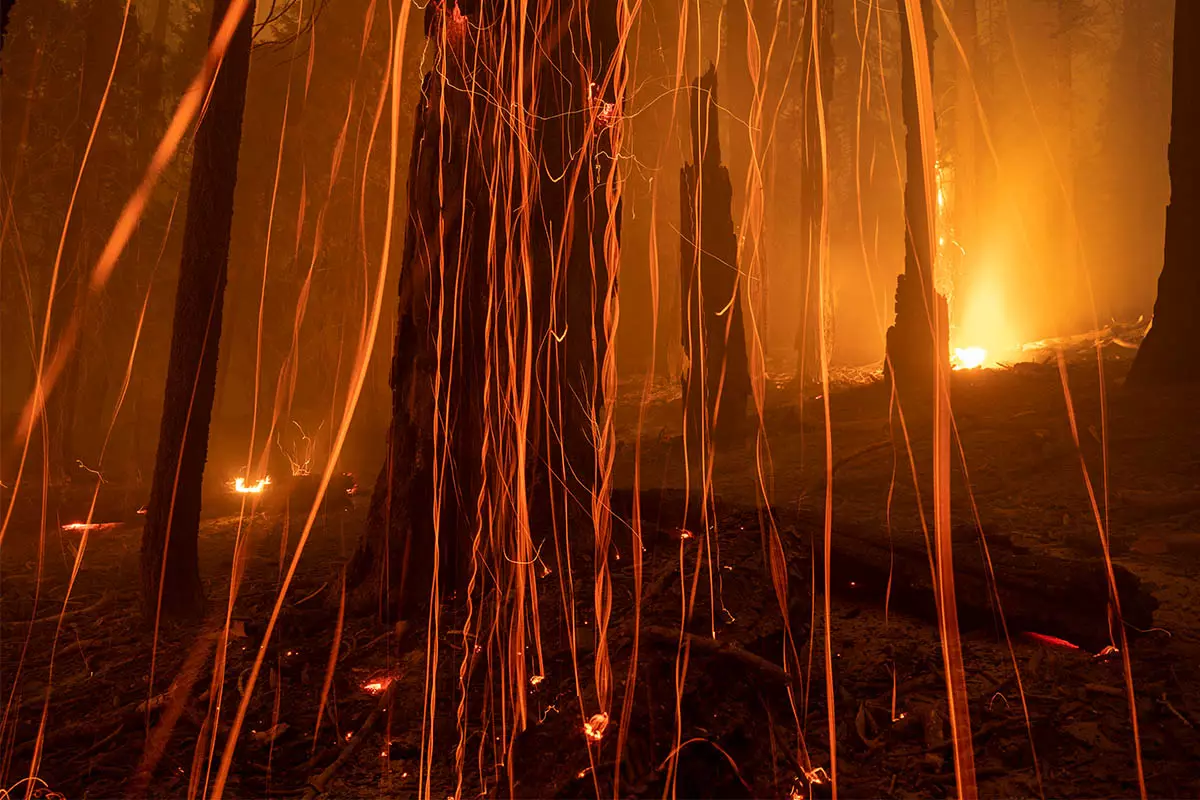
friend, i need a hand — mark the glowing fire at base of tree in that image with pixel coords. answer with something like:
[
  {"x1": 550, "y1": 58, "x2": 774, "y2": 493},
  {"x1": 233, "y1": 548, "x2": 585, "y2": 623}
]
[{"x1": 952, "y1": 346, "x2": 988, "y2": 370}]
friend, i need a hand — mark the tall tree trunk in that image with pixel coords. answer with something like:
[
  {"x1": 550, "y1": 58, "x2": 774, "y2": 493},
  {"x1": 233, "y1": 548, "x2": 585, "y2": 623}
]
[
  {"x1": 350, "y1": 1, "x2": 624, "y2": 630},
  {"x1": 885, "y1": 0, "x2": 946, "y2": 400},
  {"x1": 795, "y1": 0, "x2": 834, "y2": 385},
  {"x1": 680, "y1": 66, "x2": 750, "y2": 458},
  {"x1": 1129, "y1": 2, "x2": 1200, "y2": 384},
  {"x1": 141, "y1": 0, "x2": 256, "y2": 622}
]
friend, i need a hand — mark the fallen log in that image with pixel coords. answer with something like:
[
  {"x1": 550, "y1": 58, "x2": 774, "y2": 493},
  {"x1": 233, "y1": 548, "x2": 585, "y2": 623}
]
[{"x1": 612, "y1": 489, "x2": 1158, "y2": 653}]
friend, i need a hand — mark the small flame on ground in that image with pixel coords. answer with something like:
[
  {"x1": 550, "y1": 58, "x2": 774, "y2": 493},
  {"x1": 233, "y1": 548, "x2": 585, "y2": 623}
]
[
  {"x1": 583, "y1": 712, "x2": 609, "y2": 742},
  {"x1": 952, "y1": 346, "x2": 988, "y2": 370},
  {"x1": 61, "y1": 522, "x2": 121, "y2": 533},
  {"x1": 233, "y1": 476, "x2": 271, "y2": 494},
  {"x1": 361, "y1": 675, "x2": 394, "y2": 695}
]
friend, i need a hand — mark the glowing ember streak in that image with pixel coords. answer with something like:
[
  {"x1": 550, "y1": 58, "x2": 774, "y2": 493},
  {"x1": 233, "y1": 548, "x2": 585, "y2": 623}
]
[
  {"x1": 61, "y1": 522, "x2": 120, "y2": 533},
  {"x1": 529, "y1": 674, "x2": 544, "y2": 686},
  {"x1": 1024, "y1": 632, "x2": 1081, "y2": 650},
  {"x1": 583, "y1": 712, "x2": 609, "y2": 742},
  {"x1": 361, "y1": 675, "x2": 394, "y2": 695},
  {"x1": 587, "y1": 82, "x2": 617, "y2": 131},
  {"x1": 233, "y1": 476, "x2": 271, "y2": 494},
  {"x1": 953, "y1": 347, "x2": 988, "y2": 370}
]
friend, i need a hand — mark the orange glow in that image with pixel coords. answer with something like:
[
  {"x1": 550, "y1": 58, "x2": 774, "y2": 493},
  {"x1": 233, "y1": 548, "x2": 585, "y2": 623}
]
[
  {"x1": 1024, "y1": 632, "x2": 1081, "y2": 650},
  {"x1": 952, "y1": 347, "x2": 988, "y2": 370},
  {"x1": 361, "y1": 675, "x2": 394, "y2": 695},
  {"x1": 61, "y1": 522, "x2": 120, "y2": 533},
  {"x1": 583, "y1": 712, "x2": 609, "y2": 742},
  {"x1": 233, "y1": 476, "x2": 271, "y2": 494}
]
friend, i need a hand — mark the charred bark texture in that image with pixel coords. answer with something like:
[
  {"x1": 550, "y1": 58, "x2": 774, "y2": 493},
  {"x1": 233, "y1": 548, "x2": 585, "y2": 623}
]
[
  {"x1": 680, "y1": 67, "x2": 750, "y2": 455},
  {"x1": 141, "y1": 0, "x2": 255, "y2": 622},
  {"x1": 351, "y1": 2, "x2": 623, "y2": 620},
  {"x1": 1130, "y1": 2, "x2": 1200, "y2": 385},
  {"x1": 885, "y1": 0, "x2": 947, "y2": 403}
]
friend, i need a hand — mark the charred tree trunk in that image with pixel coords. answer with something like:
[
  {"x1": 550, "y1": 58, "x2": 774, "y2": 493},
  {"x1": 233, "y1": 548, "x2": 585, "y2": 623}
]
[
  {"x1": 885, "y1": 0, "x2": 946, "y2": 403},
  {"x1": 141, "y1": 0, "x2": 255, "y2": 622},
  {"x1": 1129, "y1": 3, "x2": 1200, "y2": 384},
  {"x1": 350, "y1": 2, "x2": 624, "y2": 623},
  {"x1": 681, "y1": 66, "x2": 750, "y2": 456}
]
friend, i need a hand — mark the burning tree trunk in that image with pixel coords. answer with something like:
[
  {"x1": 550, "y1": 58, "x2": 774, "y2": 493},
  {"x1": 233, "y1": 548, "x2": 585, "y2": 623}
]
[
  {"x1": 680, "y1": 66, "x2": 750, "y2": 455},
  {"x1": 350, "y1": 2, "x2": 624, "y2": 625},
  {"x1": 1129, "y1": 3, "x2": 1200, "y2": 385},
  {"x1": 885, "y1": 0, "x2": 947, "y2": 401},
  {"x1": 141, "y1": 0, "x2": 255, "y2": 622}
]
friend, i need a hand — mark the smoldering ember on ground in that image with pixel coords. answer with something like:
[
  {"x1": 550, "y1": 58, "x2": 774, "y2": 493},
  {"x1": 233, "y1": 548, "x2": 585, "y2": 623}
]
[{"x1": 2, "y1": 0, "x2": 1200, "y2": 797}]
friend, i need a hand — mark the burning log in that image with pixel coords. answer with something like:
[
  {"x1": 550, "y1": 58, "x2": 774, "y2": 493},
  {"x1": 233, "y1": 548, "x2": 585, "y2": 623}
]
[{"x1": 680, "y1": 66, "x2": 751, "y2": 452}]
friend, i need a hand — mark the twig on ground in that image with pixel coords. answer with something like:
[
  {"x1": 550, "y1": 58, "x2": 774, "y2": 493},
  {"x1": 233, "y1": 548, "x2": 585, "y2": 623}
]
[
  {"x1": 2, "y1": 592, "x2": 114, "y2": 630},
  {"x1": 642, "y1": 625, "x2": 791, "y2": 685},
  {"x1": 300, "y1": 682, "x2": 396, "y2": 799}
]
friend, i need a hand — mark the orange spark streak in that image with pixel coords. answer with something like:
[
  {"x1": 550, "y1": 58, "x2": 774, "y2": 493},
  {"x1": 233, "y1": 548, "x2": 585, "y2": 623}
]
[{"x1": 208, "y1": 3, "x2": 412, "y2": 796}]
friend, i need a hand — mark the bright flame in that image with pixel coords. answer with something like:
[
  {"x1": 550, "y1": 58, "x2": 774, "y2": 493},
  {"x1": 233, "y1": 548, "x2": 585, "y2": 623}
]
[
  {"x1": 952, "y1": 347, "x2": 988, "y2": 370},
  {"x1": 61, "y1": 522, "x2": 121, "y2": 533},
  {"x1": 361, "y1": 675, "x2": 394, "y2": 695},
  {"x1": 233, "y1": 476, "x2": 271, "y2": 494}
]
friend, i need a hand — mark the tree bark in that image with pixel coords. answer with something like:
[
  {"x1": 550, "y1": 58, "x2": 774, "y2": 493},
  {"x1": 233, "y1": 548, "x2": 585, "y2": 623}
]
[
  {"x1": 141, "y1": 0, "x2": 256, "y2": 622},
  {"x1": 1128, "y1": 3, "x2": 1200, "y2": 384},
  {"x1": 885, "y1": 0, "x2": 946, "y2": 402},
  {"x1": 350, "y1": 2, "x2": 624, "y2": 622},
  {"x1": 680, "y1": 66, "x2": 750, "y2": 456}
]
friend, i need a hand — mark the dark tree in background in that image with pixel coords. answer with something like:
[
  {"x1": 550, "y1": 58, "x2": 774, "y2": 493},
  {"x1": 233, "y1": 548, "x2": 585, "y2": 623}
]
[
  {"x1": 1129, "y1": 3, "x2": 1199, "y2": 385},
  {"x1": 0, "y1": 0, "x2": 13, "y2": 64},
  {"x1": 680, "y1": 66, "x2": 750, "y2": 454},
  {"x1": 885, "y1": 0, "x2": 946, "y2": 401},
  {"x1": 141, "y1": 0, "x2": 256, "y2": 621}
]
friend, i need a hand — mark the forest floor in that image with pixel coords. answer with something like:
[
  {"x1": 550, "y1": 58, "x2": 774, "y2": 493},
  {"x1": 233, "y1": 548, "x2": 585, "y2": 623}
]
[{"x1": 3, "y1": 329, "x2": 1200, "y2": 798}]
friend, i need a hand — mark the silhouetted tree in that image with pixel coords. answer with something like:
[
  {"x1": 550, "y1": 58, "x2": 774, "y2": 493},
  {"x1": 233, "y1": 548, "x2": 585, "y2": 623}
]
[
  {"x1": 141, "y1": 0, "x2": 256, "y2": 621},
  {"x1": 885, "y1": 0, "x2": 946, "y2": 399},
  {"x1": 1130, "y1": 2, "x2": 1200, "y2": 384},
  {"x1": 680, "y1": 66, "x2": 750, "y2": 454},
  {"x1": 0, "y1": 0, "x2": 13, "y2": 65}
]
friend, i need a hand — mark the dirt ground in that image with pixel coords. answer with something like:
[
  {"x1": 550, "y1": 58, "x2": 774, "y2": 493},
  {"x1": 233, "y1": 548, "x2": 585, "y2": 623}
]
[{"x1": 3, "y1": 340, "x2": 1200, "y2": 798}]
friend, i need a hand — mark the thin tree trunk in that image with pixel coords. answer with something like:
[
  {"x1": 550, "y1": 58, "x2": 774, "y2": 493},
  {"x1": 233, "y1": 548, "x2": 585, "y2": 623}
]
[
  {"x1": 681, "y1": 66, "x2": 750, "y2": 455},
  {"x1": 885, "y1": 0, "x2": 945, "y2": 399},
  {"x1": 0, "y1": 0, "x2": 13, "y2": 65},
  {"x1": 141, "y1": 0, "x2": 256, "y2": 622},
  {"x1": 1130, "y1": 1, "x2": 1200, "y2": 384}
]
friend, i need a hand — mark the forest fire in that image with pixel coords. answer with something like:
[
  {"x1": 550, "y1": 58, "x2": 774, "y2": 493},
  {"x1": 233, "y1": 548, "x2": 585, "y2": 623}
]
[
  {"x1": 232, "y1": 476, "x2": 271, "y2": 494},
  {"x1": 60, "y1": 522, "x2": 121, "y2": 533},
  {"x1": 360, "y1": 675, "x2": 395, "y2": 695},
  {"x1": 2, "y1": 0, "x2": 1195, "y2": 798},
  {"x1": 952, "y1": 346, "x2": 988, "y2": 370}
]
